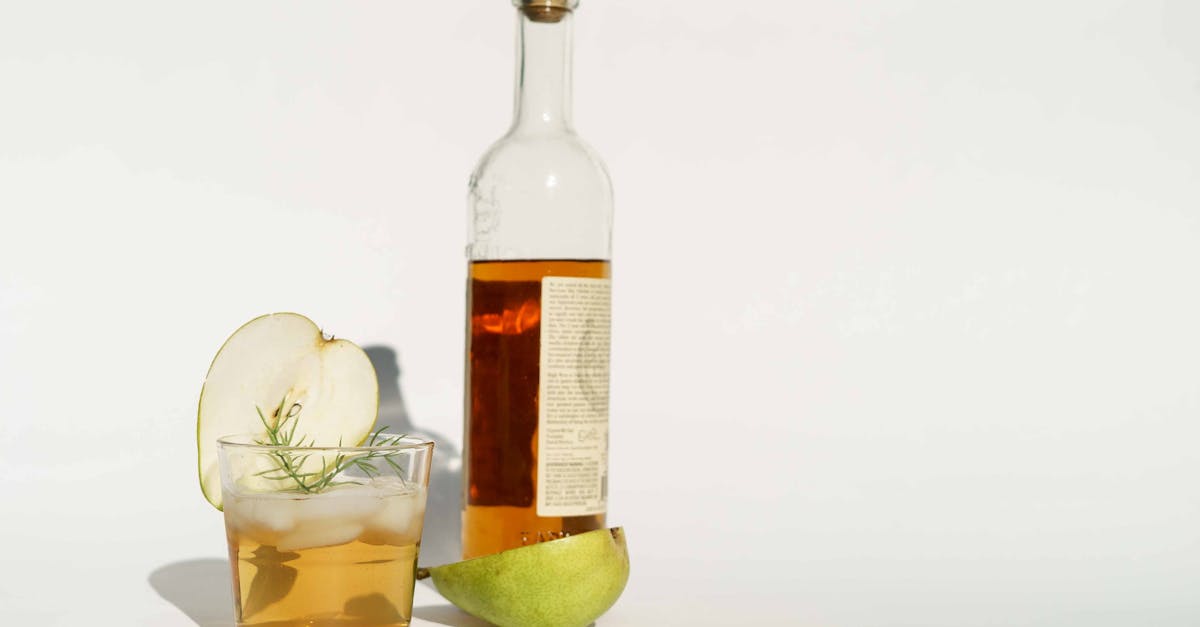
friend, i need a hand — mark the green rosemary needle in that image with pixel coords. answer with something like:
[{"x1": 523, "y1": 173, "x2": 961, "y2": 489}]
[{"x1": 252, "y1": 398, "x2": 407, "y2": 493}]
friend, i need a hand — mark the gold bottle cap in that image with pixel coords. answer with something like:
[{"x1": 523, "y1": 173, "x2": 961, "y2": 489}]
[{"x1": 517, "y1": 0, "x2": 578, "y2": 23}]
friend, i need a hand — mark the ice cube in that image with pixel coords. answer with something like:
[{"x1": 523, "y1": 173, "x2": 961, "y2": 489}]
[
  {"x1": 361, "y1": 488, "x2": 426, "y2": 546},
  {"x1": 368, "y1": 476, "x2": 412, "y2": 493},
  {"x1": 276, "y1": 521, "x2": 365, "y2": 552},
  {"x1": 290, "y1": 483, "x2": 386, "y2": 525},
  {"x1": 224, "y1": 493, "x2": 298, "y2": 547}
]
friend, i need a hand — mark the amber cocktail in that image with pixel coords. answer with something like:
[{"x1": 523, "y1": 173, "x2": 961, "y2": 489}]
[{"x1": 217, "y1": 434, "x2": 433, "y2": 627}]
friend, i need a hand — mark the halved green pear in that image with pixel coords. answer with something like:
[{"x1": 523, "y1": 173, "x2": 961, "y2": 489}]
[
  {"x1": 420, "y1": 528, "x2": 629, "y2": 627},
  {"x1": 197, "y1": 313, "x2": 379, "y2": 510}
]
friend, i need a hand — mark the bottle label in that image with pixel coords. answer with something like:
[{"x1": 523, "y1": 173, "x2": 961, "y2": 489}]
[{"x1": 536, "y1": 276, "x2": 611, "y2": 517}]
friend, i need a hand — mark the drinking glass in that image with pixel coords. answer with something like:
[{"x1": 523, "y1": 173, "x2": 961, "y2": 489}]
[{"x1": 217, "y1": 434, "x2": 434, "y2": 627}]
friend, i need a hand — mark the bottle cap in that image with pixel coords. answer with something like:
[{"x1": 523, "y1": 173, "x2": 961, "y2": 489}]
[{"x1": 517, "y1": 0, "x2": 578, "y2": 23}]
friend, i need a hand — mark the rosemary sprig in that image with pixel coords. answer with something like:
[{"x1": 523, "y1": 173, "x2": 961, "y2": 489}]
[{"x1": 252, "y1": 398, "x2": 408, "y2": 493}]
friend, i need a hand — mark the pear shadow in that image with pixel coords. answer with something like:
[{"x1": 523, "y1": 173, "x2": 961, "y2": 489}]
[
  {"x1": 411, "y1": 604, "x2": 494, "y2": 627},
  {"x1": 366, "y1": 346, "x2": 462, "y2": 569},
  {"x1": 148, "y1": 558, "x2": 235, "y2": 626}
]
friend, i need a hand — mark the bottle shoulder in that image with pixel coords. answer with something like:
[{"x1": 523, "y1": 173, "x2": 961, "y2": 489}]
[
  {"x1": 467, "y1": 128, "x2": 613, "y2": 261},
  {"x1": 470, "y1": 129, "x2": 612, "y2": 193}
]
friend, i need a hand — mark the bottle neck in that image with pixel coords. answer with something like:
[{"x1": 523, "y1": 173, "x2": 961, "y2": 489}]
[{"x1": 512, "y1": 9, "x2": 573, "y2": 132}]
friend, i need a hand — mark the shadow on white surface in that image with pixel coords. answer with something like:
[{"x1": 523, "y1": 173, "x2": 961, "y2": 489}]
[
  {"x1": 366, "y1": 345, "x2": 463, "y2": 568},
  {"x1": 148, "y1": 558, "x2": 234, "y2": 627},
  {"x1": 412, "y1": 604, "x2": 493, "y2": 627}
]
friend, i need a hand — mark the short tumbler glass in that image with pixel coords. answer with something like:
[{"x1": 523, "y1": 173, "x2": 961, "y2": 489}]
[{"x1": 217, "y1": 434, "x2": 434, "y2": 627}]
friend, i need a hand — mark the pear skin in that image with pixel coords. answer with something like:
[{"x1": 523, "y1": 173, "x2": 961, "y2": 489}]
[{"x1": 423, "y1": 527, "x2": 629, "y2": 627}]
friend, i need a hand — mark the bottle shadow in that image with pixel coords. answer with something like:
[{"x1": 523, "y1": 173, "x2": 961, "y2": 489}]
[
  {"x1": 365, "y1": 345, "x2": 462, "y2": 570},
  {"x1": 148, "y1": 346, "x2": 463, "y2": 626}
]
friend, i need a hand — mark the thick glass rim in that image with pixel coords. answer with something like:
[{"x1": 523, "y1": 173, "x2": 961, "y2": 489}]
[{"x1": 216, "y1": 432, "x2": 434, "y2": 454}]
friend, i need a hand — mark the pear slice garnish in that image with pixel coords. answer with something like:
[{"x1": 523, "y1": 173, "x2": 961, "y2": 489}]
[
  {"x1": 197, "y1": 313, "x2": 379, "y2": 510},
  {"x1": 420, "y1": 527, "x2": 630, "y2": 627}
]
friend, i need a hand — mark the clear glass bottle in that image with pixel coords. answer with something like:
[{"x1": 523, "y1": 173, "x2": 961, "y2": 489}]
[{"x1": 463, "y1": 0, "x2": 613, "y2": 560}]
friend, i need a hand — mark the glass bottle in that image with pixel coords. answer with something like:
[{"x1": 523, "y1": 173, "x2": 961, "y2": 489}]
[{"x1": 463, "y1": 0, "x2": 613, "y2": 560}]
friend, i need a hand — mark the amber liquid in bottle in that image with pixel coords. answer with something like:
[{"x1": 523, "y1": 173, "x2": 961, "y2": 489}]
[
  {"x1": 465, "y1": 0, "x2": 613, "y2": 559},
  {"x1": 463, "y1": 259, "x2": 608, "y2": 559}
]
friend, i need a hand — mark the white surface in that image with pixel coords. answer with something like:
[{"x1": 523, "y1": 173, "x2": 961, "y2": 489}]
[{"x1": 2, "y1": 1, "x2": 1199, "y2": 625}]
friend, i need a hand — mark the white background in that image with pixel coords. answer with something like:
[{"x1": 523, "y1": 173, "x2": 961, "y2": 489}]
[{"x1": 2, "y1": 1, "x2": 1199, "y2": 625}]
